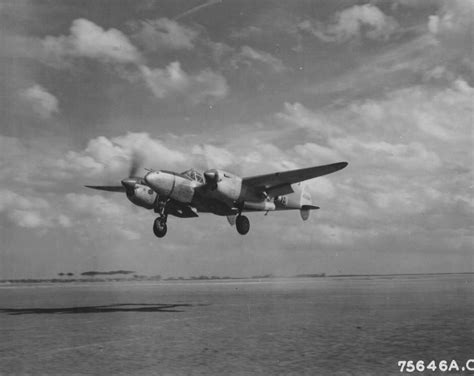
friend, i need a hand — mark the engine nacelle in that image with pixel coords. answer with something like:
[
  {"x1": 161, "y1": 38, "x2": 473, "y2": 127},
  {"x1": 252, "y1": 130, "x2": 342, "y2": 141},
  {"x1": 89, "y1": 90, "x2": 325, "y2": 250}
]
[
  {"x1": 145, "y1": 171, "x2": 195, "y2": 203},
  {"x1": 274, "y1": 183, "x2": 317, "y2": 220},
  {"x1": 274, "y1": 183, "x2": 307, "y2": 209},
  {"x1": 208, "y1": 170, "x2": 242, "y2": 205},
  {"x1": 127, "y1": 184, "x2": 157, "y2": 209}
]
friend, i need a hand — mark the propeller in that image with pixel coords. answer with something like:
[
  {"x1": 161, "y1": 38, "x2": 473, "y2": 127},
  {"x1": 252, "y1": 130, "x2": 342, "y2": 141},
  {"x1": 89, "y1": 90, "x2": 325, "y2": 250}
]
[
  {"x1": 128, "y1": 150, "x2": 143, "y2": 178},
  {"x1": 192, "y1": 144, "x2": 212, "y2": 172},
  {"x1": 204, "y1": 169, "x2": 218, "y2": 183},
  {"x1": 192, "y1": 144, "x2": 221, "y2": 189},
  {"x1": 85, "y1": 151, "x2": 144, "y2": 193}
]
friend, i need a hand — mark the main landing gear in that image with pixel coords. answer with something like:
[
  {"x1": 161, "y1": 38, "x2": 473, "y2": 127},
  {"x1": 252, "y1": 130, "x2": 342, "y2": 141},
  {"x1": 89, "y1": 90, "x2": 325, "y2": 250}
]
[
  {"x1": 153, "y1": 200, "x2": 168, "y2": 238},
  {"x1": 235, "y1": 215, "x2": 250, "y2": 235},
  {"x1": 153, "y1": 216, "x2": 167, "y2": 238}
]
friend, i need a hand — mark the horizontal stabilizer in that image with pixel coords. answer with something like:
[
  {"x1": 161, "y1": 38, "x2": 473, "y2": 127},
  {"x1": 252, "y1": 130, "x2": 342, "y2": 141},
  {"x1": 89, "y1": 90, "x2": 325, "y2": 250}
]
[
  {"x1": 85, "y1": 185, "x2": 125, "y2": 192},
  {"x1": 302, "y1": 205, "x2": 319, "y2": 210}
]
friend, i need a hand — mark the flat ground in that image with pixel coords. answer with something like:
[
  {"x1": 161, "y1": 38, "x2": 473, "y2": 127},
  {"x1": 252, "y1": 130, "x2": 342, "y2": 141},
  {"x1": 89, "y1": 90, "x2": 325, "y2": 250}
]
[{"x1": 0, "y1": 275, "x2": 473, "y2": 375}]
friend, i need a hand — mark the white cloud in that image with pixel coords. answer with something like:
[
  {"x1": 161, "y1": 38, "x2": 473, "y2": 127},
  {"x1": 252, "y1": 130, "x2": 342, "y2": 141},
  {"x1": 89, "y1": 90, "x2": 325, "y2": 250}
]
[
  {"x1": 61, "y1": 132, "x2": 189, "y2": 178},
  {"x1": 20, "y1": 84, "x2": 59, "y2": 119},
  {"x1": 305, "y1": 1, "x2": 473, "y2": 99},
  {"x1": 57, "y1": 215, "x2": 72, "y2": 228},
  {"x1": 379, "y1": 80, "x2": 473, "y2": 142},
  {"x1": 42, "y1": 18, "x2": 142, "y2": 65},
  {"x1": 296, "y1": 77, "x2": 472, "y2": 147},
  {"x1": 306, "y1": 177, "x2": 336, "y2": 200},
  {"x1": 233, "y1": 46, "x2": 287, "y2": 73},
  {"x1": 66, "y1": 193, "x2": 126, "y2": 218},
  {"x1": 276, "y1": 102, "x2": 336, "y2": 138},
  {"x1": 428, "y1": 0, "x2": 473, "y2": 40},
  {"x1": 300, "y1": 4, "x2": 400, "y2": 43},
  {"x1": 272, "y1": 78, "x2": 472, "y2": 244},
  {"x1": 113, "y1": 132, "x2": 188, "y2": 169},
  {"x1": 293, "y1": 143, "x2": 342, "y2": 164},
  {"x1": 0, "y1": 133, "x2": 191, "y2": 190},
  {"x1": 140, "y1": 62, "x2": 228, "y2": 103},
  {"x1": 132, "y1": 18, "x2": 198, "y2": 51},
  {"x1": 427, "y1": 0, "x2": 474, "y2": 79},
  {"x1": 0, "y1": 190, "x2": 70, "y2": 229},
  {"x1": 65, "y1": 193, "x2": 141, "y2": 240},
  {"x1": 173, "y1": 0, "x2": 222, "y2": 21},
  {"x1": 230, "y1": 26, "x2": 264, "y2": 39},
  {"x1": 0, "y1": 191, "x2": 49, "y2": 212},
  {"x1": 38, "y1": 19, "x2": 230, "y2": 104},
  {"x1": 8, "y1": 210, "x2": 45, "y2": 228},
  {"x1": 191, "y1": 144, "x2": 234, "y2": 169},
  {"x1": 393, "y1": 0, "x2": 443, "y2": 9},
  {"x1": 330, "y1": 138, "x2": 441, "y2": 170}
]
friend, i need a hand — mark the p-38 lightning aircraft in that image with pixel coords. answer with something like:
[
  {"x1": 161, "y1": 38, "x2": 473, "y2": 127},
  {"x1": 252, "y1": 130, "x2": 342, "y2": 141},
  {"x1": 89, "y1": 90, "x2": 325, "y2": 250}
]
[{"x1": 86, "y1": 160, "x2": 348, "y2": 238}]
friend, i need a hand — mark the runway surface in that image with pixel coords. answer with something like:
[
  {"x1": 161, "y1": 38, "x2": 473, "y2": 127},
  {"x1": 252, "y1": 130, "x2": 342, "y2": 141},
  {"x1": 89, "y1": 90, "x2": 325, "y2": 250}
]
[{"x1": 0, "y1": 275, "x2": 473, "y2": 375}]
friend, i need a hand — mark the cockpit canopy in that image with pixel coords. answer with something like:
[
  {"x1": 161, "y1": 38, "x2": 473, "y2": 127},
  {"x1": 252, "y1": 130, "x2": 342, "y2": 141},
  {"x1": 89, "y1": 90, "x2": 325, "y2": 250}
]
[{"x1": 181, "y1": 168, "x2": 205, "y2": 183}]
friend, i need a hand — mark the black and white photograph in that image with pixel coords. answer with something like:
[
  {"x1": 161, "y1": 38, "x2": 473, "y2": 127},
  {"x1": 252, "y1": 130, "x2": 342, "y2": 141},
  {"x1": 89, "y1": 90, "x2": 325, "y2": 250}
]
[{"x1": 0, "y1": 0, "x2": 473, "y2": 375}]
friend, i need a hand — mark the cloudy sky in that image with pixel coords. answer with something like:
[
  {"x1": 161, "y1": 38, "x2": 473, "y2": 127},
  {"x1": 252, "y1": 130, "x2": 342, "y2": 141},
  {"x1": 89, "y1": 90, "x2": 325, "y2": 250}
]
[{"x1": 0, "y1": 0, "x2": 472, "y2": 279}]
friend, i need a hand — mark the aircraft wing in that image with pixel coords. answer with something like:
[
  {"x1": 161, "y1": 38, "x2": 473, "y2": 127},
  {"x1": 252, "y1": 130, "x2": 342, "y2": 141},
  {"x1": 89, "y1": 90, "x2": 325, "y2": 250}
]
[{"x1": 242, "y1": 162, "x2": 348, "y2": 191}]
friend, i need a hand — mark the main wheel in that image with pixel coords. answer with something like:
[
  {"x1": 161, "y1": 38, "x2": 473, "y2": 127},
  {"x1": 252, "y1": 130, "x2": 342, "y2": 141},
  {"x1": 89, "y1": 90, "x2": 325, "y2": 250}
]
[
  {"x1": 153, "y1": 217, "x2": 167, "y2": 238},
  {"x1": 236, "y1": 215, "x2": 250, "y2": 235}
]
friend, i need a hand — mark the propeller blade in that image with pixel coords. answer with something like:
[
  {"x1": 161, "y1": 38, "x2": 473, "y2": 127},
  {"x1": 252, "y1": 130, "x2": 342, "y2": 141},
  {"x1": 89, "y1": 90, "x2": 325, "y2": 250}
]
[
  {"x1": 192, "y1": 144, "x2": 212, "y2": 171},
  {"x1": 85, "y1": 153, "x2": 143, "y2": 194},
  {"x1": 85, "y1": 185, "x2": 125, "y2": 192},
  {"x1": 129, "y1": 151, "x2": 144, "y2": 177}
]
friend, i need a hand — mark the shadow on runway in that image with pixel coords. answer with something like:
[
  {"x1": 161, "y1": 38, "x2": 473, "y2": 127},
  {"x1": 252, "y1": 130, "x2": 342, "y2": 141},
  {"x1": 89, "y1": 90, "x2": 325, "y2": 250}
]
[{"x1": 0, "y1": 303, "x2": 204, "y2": 315}]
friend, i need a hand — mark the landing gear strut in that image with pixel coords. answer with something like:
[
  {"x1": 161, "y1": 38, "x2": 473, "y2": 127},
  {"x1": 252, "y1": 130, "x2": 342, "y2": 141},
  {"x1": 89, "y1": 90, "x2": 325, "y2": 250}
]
[
  {"x1": 153, "y1": 216, "x2": 167, "y2": 238},
  {"x1": 153, "y1": 200, "x2": 168, "y2": 238},
  {"x1": 236, "y1": 215, "x2": 250, "y2": 235}
]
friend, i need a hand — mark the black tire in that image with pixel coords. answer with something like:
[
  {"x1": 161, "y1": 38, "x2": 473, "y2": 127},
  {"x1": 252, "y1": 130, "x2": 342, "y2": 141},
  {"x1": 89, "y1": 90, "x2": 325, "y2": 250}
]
[
  {"x1": 236, "y1": 215, "x2": 250, "y2": 235},
  {"x1": 153, "y1": 218, "x2": 167, "y2": 238}
]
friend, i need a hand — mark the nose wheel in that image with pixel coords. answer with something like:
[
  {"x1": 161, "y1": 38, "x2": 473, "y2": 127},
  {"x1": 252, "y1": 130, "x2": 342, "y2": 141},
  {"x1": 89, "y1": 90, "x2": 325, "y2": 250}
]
[
  {"x1": 236, "y1": 215, "x2": 250, "y2": 235},
  {"x1": 153, "y1": 216, "x2": 168, "y2": 238}
]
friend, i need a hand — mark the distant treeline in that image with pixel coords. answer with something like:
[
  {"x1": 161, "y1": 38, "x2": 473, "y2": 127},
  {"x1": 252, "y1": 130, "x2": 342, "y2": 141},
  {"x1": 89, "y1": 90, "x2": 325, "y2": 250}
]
[
  {"x1": 1, "y1": 272, "x2": 472, "y2": 285},
  {"x1": 0, "y1": 275, "x2": 161, "y2": 284},
  {"x1": 80, "y1": 270, "x2": 135, "y2": 276},
  {"x1": 0, "y1": 273, "x2": 328, "y2": 284},
  {"x1": 165, "y1": 275, "x2": 237, "y2": 281}
]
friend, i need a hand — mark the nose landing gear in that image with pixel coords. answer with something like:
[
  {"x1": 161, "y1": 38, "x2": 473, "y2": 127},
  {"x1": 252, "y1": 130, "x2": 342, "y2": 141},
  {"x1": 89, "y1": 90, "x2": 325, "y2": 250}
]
[{"x1": 235, "y1": 215, "x2": 250, "y2": 235}]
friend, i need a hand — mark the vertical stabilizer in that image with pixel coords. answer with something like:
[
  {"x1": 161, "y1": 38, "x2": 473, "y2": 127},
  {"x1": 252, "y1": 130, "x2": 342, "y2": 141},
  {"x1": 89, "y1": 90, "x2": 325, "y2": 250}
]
[
  {"x1": 300, "y1": 208, "x2": 310, "y2": 221},
  {"x1": 300, "y1": 185, "x2": 319, "y2": 220}
]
